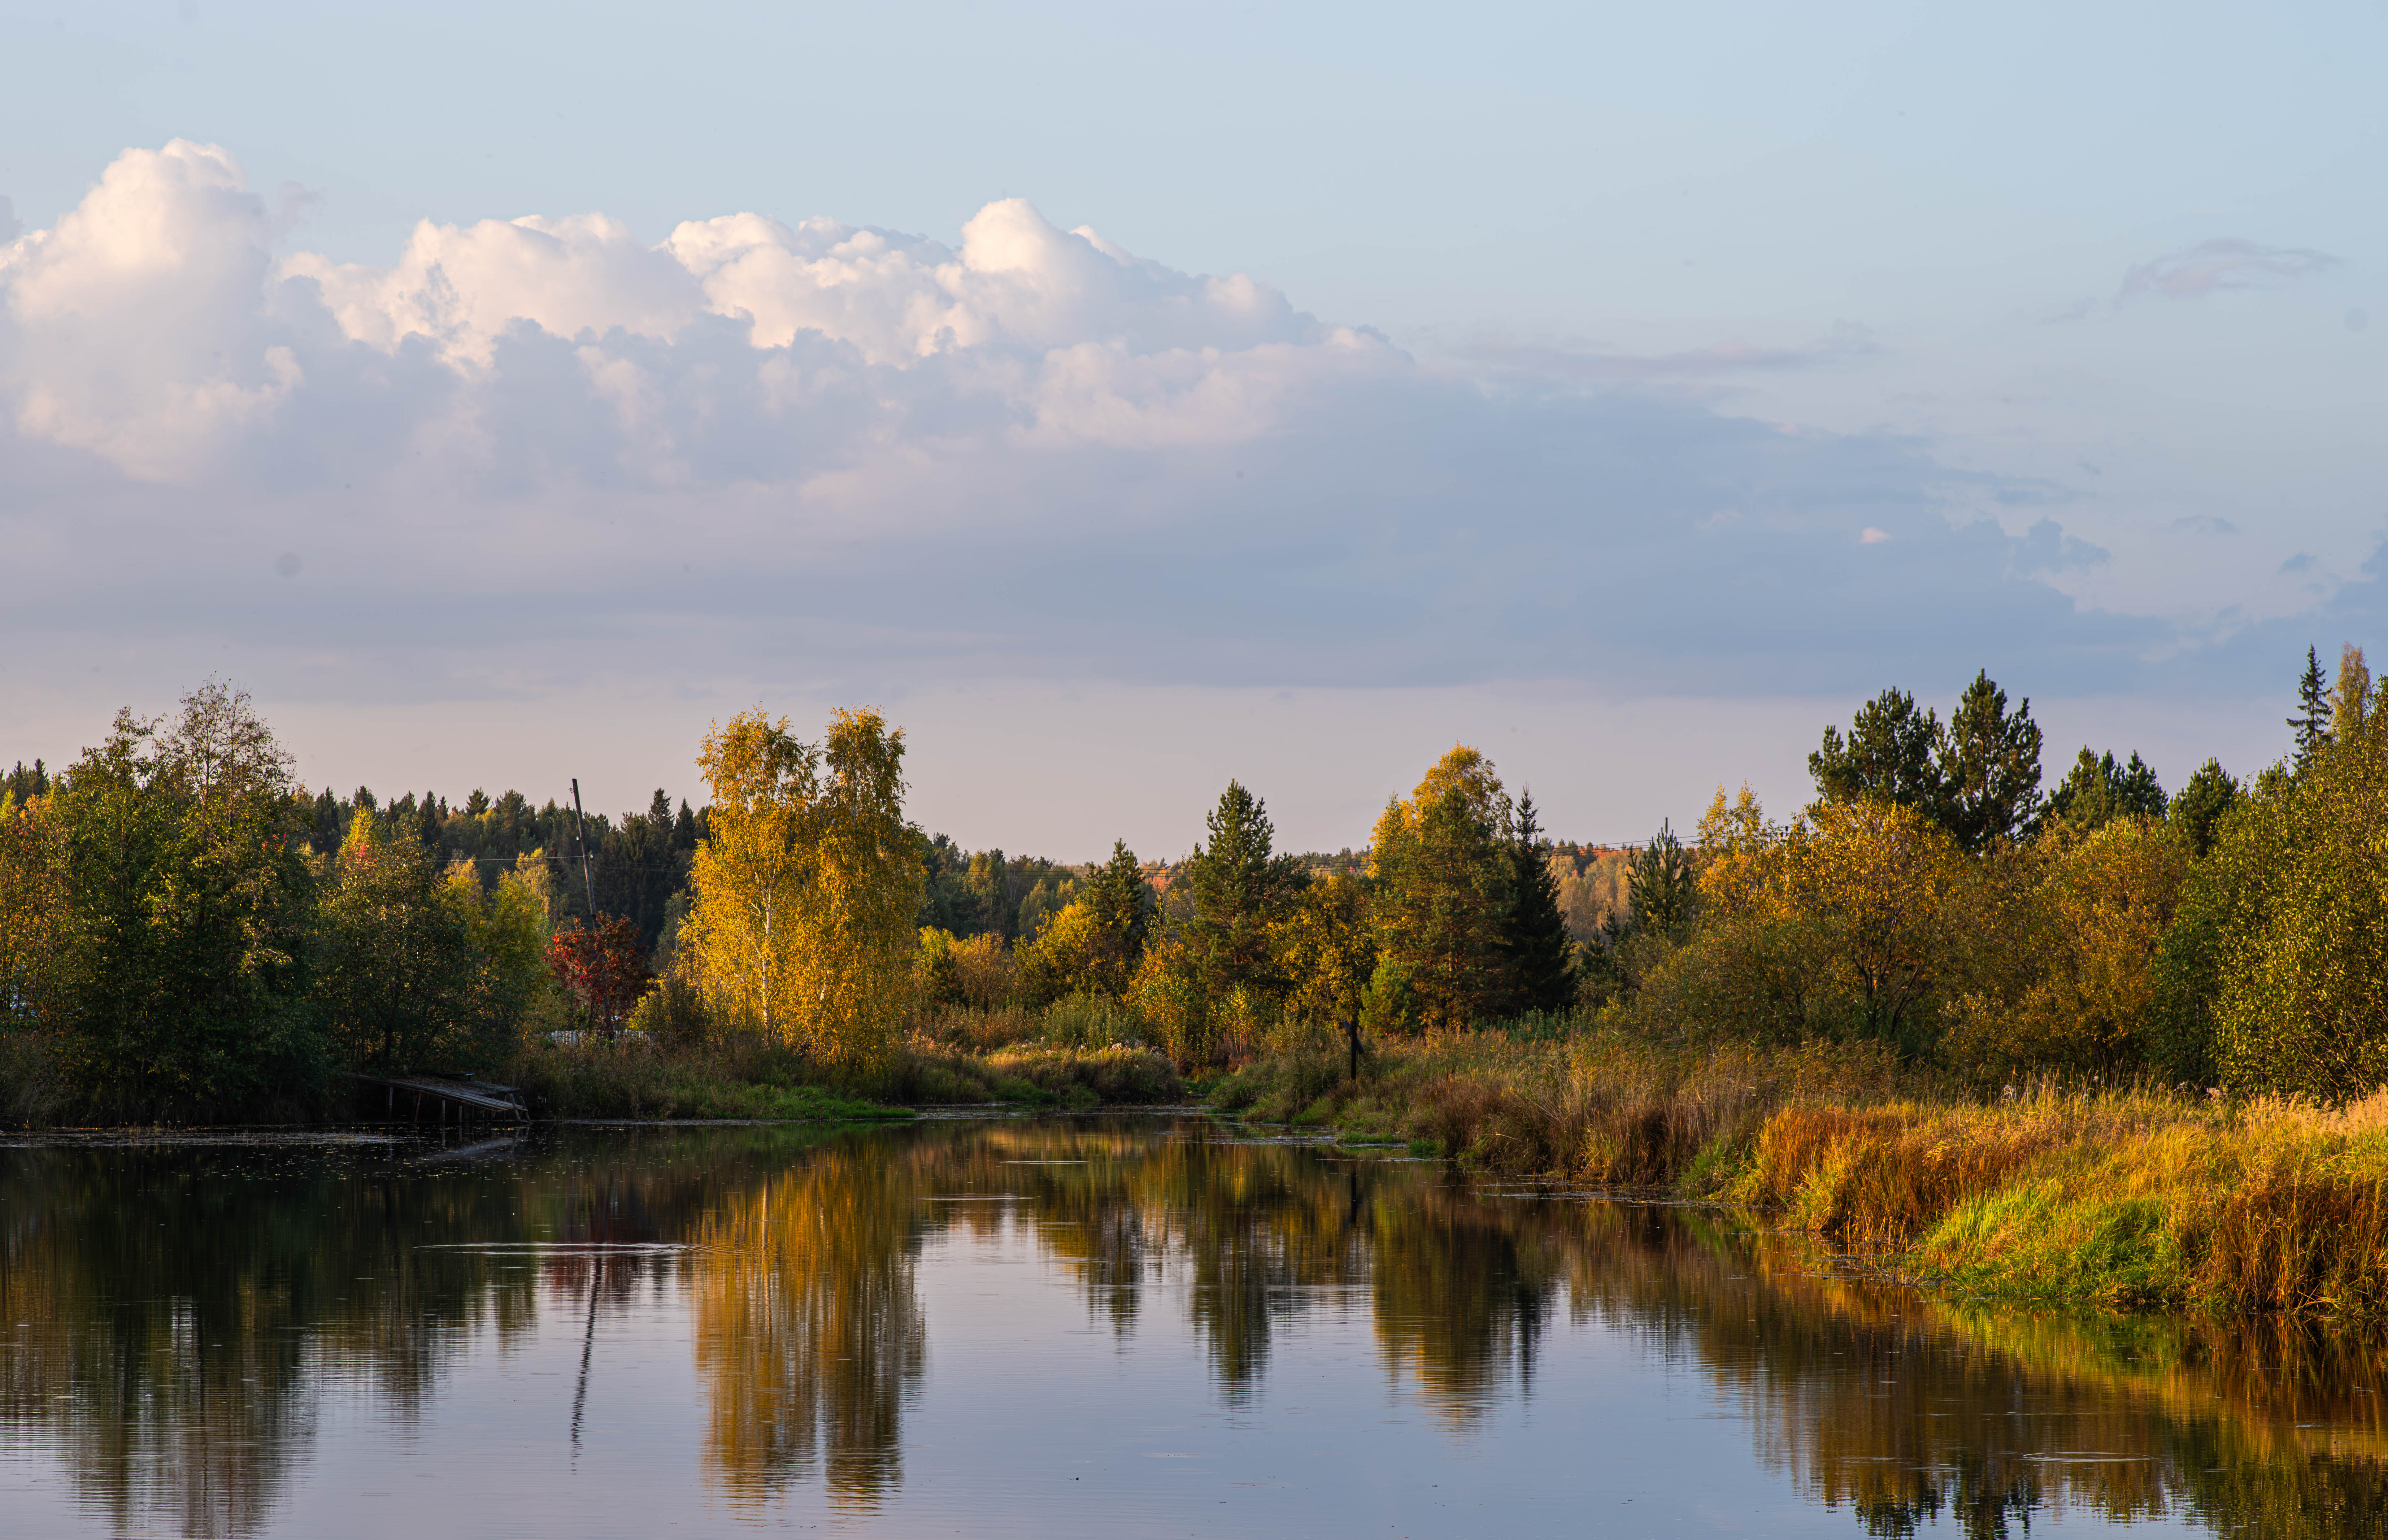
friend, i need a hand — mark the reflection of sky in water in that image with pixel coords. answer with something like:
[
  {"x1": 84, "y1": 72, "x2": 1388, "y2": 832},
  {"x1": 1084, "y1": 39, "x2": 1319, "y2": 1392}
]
[{"x1": 1, "y1": 1121, "x2": 2376, "y2": 1537}]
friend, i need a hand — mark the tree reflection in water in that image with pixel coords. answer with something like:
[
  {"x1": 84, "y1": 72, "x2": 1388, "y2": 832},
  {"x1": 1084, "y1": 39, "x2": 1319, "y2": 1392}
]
[{"x1": 5, "y1": 1119, "x2": 2388, "y2": 1538}]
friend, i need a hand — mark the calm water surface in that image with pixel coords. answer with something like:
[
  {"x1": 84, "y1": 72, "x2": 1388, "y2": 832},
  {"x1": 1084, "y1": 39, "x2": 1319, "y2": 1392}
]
[{"x1": 4, "y1": 1116, "x2": 2385, "y2": 1538}]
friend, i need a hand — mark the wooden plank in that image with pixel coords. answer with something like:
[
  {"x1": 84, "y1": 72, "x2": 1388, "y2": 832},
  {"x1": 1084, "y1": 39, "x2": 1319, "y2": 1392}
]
[{"x1": 344, "y1": 1072, "x2": 529, "y2": 1121}]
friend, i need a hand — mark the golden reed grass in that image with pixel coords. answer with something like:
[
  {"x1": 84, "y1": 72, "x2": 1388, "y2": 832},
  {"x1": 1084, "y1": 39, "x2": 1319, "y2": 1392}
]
[{"x1": 1216, "y1": 1038, "x2": 2388, "y2": 1322}]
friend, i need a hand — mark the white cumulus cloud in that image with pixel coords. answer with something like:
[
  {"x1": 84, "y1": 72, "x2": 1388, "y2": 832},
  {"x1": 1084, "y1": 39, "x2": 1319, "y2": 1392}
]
[{"x1": 0, "y1": 142, "x2": 2186, "y2": 716}]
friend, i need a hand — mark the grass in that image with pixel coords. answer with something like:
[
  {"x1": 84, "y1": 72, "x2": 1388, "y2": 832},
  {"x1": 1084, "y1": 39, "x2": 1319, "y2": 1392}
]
[
  {"x1": 509, "y1": 1015, "x2": 1187, "y2": 1123},
  {"x1": 1208, "y1": 1026, "x2": 2388, "y2": 1324}
]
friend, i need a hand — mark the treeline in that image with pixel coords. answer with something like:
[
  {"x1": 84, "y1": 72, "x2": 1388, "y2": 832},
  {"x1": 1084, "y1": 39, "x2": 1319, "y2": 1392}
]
[
  {"x1": 1604, "y1": 651, "x2": 2386, "y2": 1099},
  {"x1": 5, "y1": 642, "x2": 2380, "y2": 1114},
  {"x1": 877, "y1": 751, "x2": 1582, "y2": 1068},
  {"x1": 0, "y1": 689, "x2": 600, "y2": 1113}
]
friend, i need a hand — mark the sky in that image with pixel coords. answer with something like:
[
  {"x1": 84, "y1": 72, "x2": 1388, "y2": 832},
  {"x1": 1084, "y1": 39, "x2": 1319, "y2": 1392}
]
[{"x1": 0, "y1": 1, "x2": 2380, "y2": 858}]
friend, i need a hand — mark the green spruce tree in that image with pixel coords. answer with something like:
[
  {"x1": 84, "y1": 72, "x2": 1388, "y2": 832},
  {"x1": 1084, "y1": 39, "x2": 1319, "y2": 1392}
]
[
  {"x1": 2289, "y1": 645, "x2": 2333, "y2": 767},
  {"x1": 1500, "y1": 788, "x2": 1576, "y2": 1013},
  {"x1": 1182, "y1": 782, "x2": 1308, "y2": 997}
]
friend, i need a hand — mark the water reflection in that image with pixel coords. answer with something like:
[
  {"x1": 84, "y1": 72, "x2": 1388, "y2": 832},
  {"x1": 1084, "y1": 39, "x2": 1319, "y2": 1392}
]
[
  {"x1": 3, "y1": 1119, "x2": 2387, "y2": 1537},
  {"x1": 693, "y1": 1141, "x2": 926, "y2": 1509}
]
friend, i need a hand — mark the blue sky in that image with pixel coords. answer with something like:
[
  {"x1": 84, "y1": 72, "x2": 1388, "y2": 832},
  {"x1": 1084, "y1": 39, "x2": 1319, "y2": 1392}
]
[{"x1": 0, "y1": 2, "x2": 2379, "y2": 855}]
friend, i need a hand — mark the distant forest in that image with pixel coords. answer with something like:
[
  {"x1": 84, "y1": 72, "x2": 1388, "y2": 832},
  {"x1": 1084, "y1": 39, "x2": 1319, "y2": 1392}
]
[{"x1": 0, "y1": 767, "x2": 1896, "y2": 967}]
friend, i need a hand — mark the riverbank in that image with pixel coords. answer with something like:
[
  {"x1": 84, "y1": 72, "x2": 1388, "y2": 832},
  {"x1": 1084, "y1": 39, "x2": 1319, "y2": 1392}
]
[
  {"x1": 0, "y1": 1027, "x2": 1188, "y2": 1128},
  {"x1": 513, "y1": 1036, "x2": 1185, "y2": 1118},
  {"x1": 1209, "y1": 1029, "x2": 2388, "y2": 1324}
]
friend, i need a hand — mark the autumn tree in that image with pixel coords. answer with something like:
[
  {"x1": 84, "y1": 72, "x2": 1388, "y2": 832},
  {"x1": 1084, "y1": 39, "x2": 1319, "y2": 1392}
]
[
  {"x1": 1942, "y1": 817, "x2": 2190, "y2": 1078},
  {"x1": 0, "y1": 786, "x2": 61, "y2": 1033},
  {"x1": 547, "y1": 914, "x2": 652, "y2": 1037},
  {"x1": 1272, "y1": 871, "x2": 1377, "y2": 1029},
  {"x1": 1017, "y1": 840, "x2": 1156, "y2": 1004},
  {"x1": 682, "y1": 708, "x2": 923, "y2": 1073},
  {"x1": 1370, "y1": 747, "x2": 1511, "y2": 1029},
  {"x1": 1637, "y1": 790, "x2": 1978, "y2": 1053},
  {"x1": 2157, "y1": 645, "x2": 2388, "y2": 1099}
]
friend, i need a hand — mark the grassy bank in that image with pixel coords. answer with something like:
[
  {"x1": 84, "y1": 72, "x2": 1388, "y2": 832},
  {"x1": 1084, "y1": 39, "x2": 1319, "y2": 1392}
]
[
  {"x1": 0, "y1": 1007, "x2": 1188, "y2": 1127},
  {"x1": 1209, "y1": 1029, "x2": 2388, "y2": 1324},
  {"x1": 513, "y1": 1034, "x2": 1184, "y2": 1120}
]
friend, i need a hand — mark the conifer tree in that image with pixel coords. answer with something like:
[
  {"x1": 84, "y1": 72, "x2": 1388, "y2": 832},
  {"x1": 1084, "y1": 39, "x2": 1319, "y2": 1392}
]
[
  {"x1": 1183, "y1": 782, "x2": 1307, "y2": 997},
  {"x1": 2168, "y1": 758, "x2": 2240, "y2": 860},
  {"x1": 2289, "y1": 645, "x2": 2333, "y2": 766},
  {"x1": 1084, "y1": 839, "x2": 1156, "y2": 965},
  {"x1": 2044, "y1": 747, "x2": 2165, "y2": 833},
  {"x1": 1625, "y1": 821, "x2": 1698, "y2": 938},
  {"x1": 1809, "y1": 688, "x2": 1944, "y2": 812},
  {"x1": 1500, "y1": 788, "x2": 1576, "y2": 1013},
  {"x1": 1936, "y1": 670, "x2": 2043, "y2": 850}
]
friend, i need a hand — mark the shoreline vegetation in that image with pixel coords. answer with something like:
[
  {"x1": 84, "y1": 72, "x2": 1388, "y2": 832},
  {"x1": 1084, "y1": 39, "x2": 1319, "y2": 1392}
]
[{"x1": 5, "y1": 645, "x2": 2388, "y2": 1325}]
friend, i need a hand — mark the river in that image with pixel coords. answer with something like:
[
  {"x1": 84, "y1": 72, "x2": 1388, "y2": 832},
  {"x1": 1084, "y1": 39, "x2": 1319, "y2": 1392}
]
[{"x1": 2, "y1": 1115, "x2": 2383, "y2": 1537}]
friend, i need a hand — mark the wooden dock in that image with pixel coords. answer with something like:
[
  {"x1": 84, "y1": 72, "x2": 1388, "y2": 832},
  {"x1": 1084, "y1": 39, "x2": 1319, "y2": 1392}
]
[{"x1": 348, "y1": 1073, "x2": 530, "y2": 1126}]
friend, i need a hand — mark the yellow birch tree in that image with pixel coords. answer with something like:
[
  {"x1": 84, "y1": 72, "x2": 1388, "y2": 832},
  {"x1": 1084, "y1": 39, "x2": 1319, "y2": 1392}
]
[{"x1": 683, "y1": 708, "x2": 923, "y2": 1073}]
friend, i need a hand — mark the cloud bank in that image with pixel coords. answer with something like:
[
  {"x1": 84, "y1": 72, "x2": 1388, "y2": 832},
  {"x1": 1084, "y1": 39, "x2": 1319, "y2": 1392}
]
[{"x1": 0, "y1": 142, "x2": 2263, "y2": 731}]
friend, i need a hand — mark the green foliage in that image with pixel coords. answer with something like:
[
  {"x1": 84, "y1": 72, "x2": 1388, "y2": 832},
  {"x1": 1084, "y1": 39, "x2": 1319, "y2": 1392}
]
[
  {"x1": 1082, "y1": 839, "x2": 1156, "y2": 968},
  {"x1": 2167, "y1": 757, "x2": 2240, "y2": 860},
  {"x1": 43, "y1": 687, "x2": 321, "y2": 1112},
  {"x1": 1501, "y1": 789, "x2": 1576, "y2": 1013},
  {"x1": 2043, "y1": 746, "x2": 2165, "y2": 834},
  {"x1": 1180, "y1": 781, "x2": 1308, "y2": 999},
  {"x1": 2288, "y1": 644, "x2": 2332, "y2": 767},
  {"x1": 318, "y1": 812, "x2": 541, "y2": 1073},
  {"x1": 915, "y1": 926, "x2": 967, "y2": 1007},
  {"x1": 1274, "y1": 871, "x2": 1376, "y2": 1027},
  {"x1": 1625, "y1": 821, "x2": 1699, "y2": 938},
  {"x1": 1360, "y1": 956, "x2": 1420, "y2": 1036},
  {"x1": 1809, "y1": 686, "x2": 1943, "y2": 811},
  {"x1": 1937, "y1": 669, "x2": 2044, "y2": 850},
  {"x1": 1370, "y1": 750, "x2": 1511, "y2": 1029},
  {"x1": 2197, "y1": 693, "x2": 2388, "y2": 1099},
  {"x1": 1810, "y1": 672, "x2": 2044, "y2": 851},
  {"x1": 1127, "y1": 939, "x2": 1210, "y2": 1067},
  {"x1": 1040, "y1": 992, "x2": 1141, "y2": 1049},
  {"x1": 1016, "y1": 840, "x2": 1155, "y2": 1005}
]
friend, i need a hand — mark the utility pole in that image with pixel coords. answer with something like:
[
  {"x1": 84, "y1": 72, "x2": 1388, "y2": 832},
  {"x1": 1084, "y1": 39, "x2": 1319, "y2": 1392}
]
[{"x1": 570, "y1": 778, "x2": 597, "y2": 919}]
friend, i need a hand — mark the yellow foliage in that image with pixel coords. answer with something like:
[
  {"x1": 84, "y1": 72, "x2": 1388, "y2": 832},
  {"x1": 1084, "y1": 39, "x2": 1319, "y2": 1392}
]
[
  {"x1": 1367, "y1": 743, "x2": 1504, "y2": 865},
  {"x1": 1694, "y1": 783, "x2": 1780, "y2": 918},
  {"x1": 682, "y1": 708, "x2": 923, "y2": 1073},
  {"x1": 1271, "y1": 871, "x2": 1375, "y2": 1027},
  {"x1": 1015, "y1": 899, "x2": 1114, "y2": 1002},
  {"x1": 1945, "y1": 818, "x2": 2190, "y2": 1076},
  {"x1": 691, "y1": 1152, "x2": 924, "y2": 1509},
  {"x1": 1639, "y1": 793, "x2": 1976, "y2": 1048},
  {"x1": 949, "y1": 932, "x2": 1016, "y2": 1009}
]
